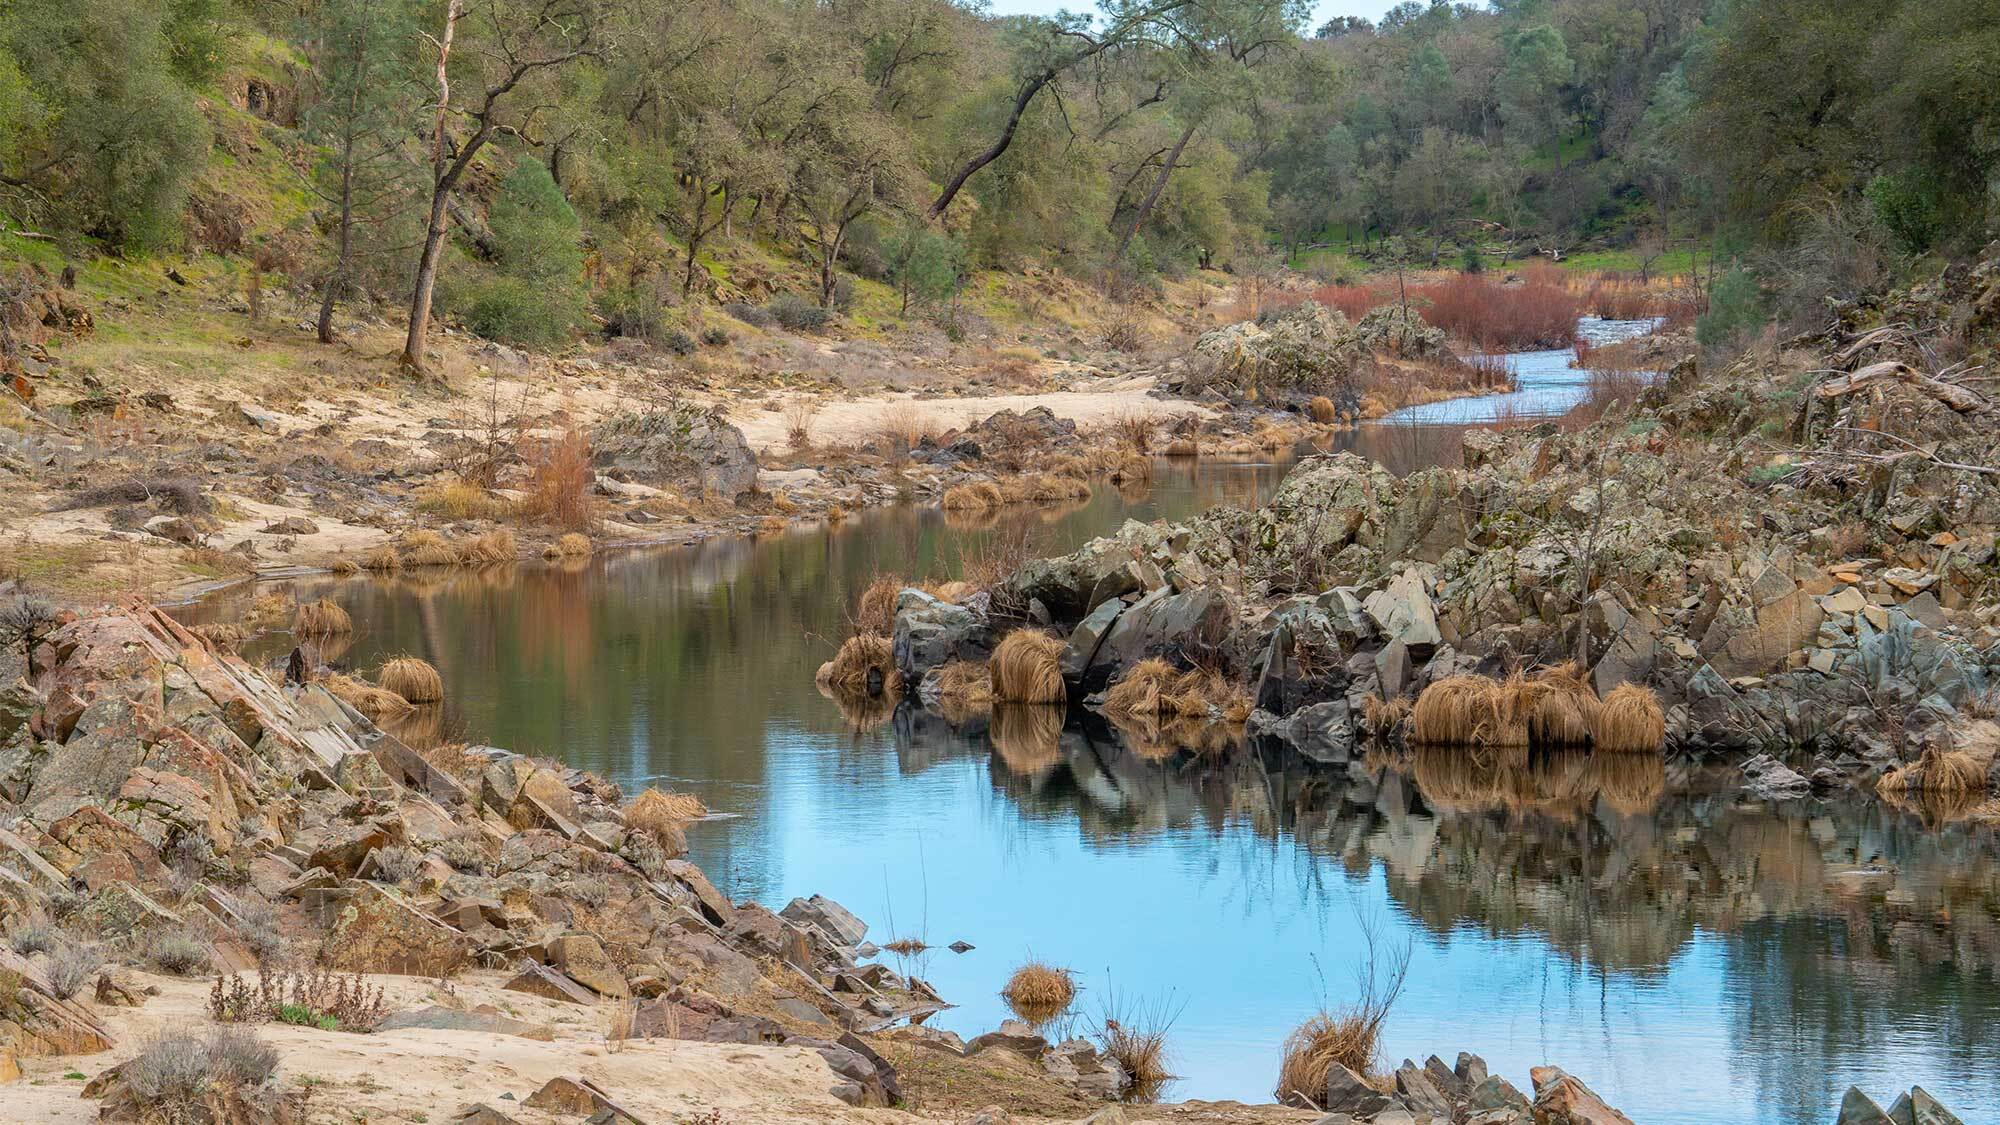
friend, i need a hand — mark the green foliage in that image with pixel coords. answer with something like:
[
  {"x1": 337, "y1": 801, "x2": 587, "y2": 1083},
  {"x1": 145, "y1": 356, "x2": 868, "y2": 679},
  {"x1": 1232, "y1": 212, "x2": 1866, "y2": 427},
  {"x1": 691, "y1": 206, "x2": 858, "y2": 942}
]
[
  {"x1": 1696, "y1": 266, "x2": 1764, "y2": 352},
  {"x1": 162, "y1": 0, "x2": 238, "y2": 85},
  {"x1": 277, "y1": 1003, "x2": 340, "y2": 1031},
  {"x1": 889, "y1": 225, "x2": 966, "y2": 314},
  {"x1": 0, "y1": 0, "x2": 210, "y2": 249},
  {"x1": 1865, "y1": 171, "x2": 1944, "y2": 257},
  {"x1": 449, "y1": 158, "x2": 586, "y2": 347}
]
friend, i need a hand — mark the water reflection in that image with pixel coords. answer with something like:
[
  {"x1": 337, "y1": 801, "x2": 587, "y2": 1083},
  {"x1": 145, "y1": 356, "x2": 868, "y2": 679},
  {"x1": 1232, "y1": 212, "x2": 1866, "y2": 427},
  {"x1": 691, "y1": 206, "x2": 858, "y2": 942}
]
[{"x1": 178, "y1": 447, "x2": 2000, "y2": 1122}]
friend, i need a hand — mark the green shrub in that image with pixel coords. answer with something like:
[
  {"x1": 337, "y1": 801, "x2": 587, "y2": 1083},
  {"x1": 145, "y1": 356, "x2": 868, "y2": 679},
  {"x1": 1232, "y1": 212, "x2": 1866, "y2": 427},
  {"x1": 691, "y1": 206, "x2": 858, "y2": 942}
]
[
  {"x1": 450, "y1": 276, "x2": 577, "y2": 349},
  {"x1": 700, "y1": 326, "x2": 730, "y2": 346},
  {"x1": 661, "y1": 329, "x2": 696, "y2": 356},
  {"x1": 1695, "y1": 266, "x2": 1763, "y2": 353}
]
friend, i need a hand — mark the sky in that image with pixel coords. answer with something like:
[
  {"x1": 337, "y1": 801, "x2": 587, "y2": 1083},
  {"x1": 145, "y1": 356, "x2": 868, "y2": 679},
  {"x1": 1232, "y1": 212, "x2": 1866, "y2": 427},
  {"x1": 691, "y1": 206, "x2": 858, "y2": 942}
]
[{"x1": 981, "y1": 0, "x2": 1406, "y2": 30}]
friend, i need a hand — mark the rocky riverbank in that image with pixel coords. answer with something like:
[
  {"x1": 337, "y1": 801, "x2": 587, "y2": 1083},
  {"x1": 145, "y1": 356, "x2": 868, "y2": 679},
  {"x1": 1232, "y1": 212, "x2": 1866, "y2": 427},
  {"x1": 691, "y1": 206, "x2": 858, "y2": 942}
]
[
  {"x1": 0, "y1": 600, "x2": 1670, "y2": 1124},
  {"x1": 884, "y1": 279, "x2": 2000, "y2": 823}
]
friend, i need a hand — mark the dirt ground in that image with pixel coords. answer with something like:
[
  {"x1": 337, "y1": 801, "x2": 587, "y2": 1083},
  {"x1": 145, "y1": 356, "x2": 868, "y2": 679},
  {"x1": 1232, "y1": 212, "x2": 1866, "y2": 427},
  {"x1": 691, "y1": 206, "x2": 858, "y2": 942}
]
[{"x1": 2, "y1": 968, "x2": 1315, "y2": 1125}]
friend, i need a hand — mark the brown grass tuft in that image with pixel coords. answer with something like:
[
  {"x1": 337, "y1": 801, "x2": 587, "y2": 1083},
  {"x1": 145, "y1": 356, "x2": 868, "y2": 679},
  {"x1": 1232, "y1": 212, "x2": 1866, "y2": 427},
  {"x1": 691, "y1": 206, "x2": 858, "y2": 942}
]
[
  {"x1": 361, "y1": 545, "x2": 400, "y2": 572},
  {"x1": 293, "y1": 599, "x2": 352, "y2": 637},
  {"x1": 456, "y1": 529, "x2": 517, "y2": 565},
  {"x1": 522, "y1": 426, "x2": 594, "y2": 532},
  {"x1": 1163, "y1": 437, "x2": 1199, "y2": 458},
  {"x1": 1001, "y1": 961, "x2": 1075, "y2": 1023},
  {"x1": 942, "y1": 481, "x2": 1005, "y2": 511},
  {"x1": 822, "y1": 632, "x2": 901, "y2": 698},
  {"x1": 933, "y1": 660, "x2": 993, "y2": 725},
  {"x1": 1409, "y1": 676, "x2": 1496, "y2": 745},
  {"x1": 323, "y1": 672, "x2": 413, "y2": 719},
  {"x1": 1361, "y1": 695, "x2": 1410, "y2": 738},
  {"x1": 1879, "y1": 745, "x2": 1986, "y2": 795},
  {"x1": 1592, "y1": 682, "x2": 1665, "y2": 753},
  {"x1": 991, "y1": 629, "x2": 1066, "y2": 705},
  {"x1": 1307, "y1": 396, "x2": 1339, "y2": 424},
  {"x1": 855, "y1": 575, "x2": 905, "y2": 634},
  {"x1": 329, "y1": 557, "x2": 360, "y2": 577},
  {"x1": 1528, "y1": 661, "x2": 1599, "y2": 746},
  {"x1": 378, "y1": 656, "x2": 443, "y2": 704},
  {"x1": 1276, "y1": 1012, "x2": 1378, "y2": 1104},
  {"x1": 188, "y1": 623, "x2": 246, "y2": 652},
  {"x1": 625, "y1": 787, "x2": 707, "y2": 853}
]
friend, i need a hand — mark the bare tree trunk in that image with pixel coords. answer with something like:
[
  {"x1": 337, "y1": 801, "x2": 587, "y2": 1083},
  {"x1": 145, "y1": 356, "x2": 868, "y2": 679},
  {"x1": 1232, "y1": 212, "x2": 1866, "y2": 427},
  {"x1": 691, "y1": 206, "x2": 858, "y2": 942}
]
[
  {"x1": 402, "y1": 0, "x2": 461, "y2": 374},
  {"x1": 1112, "y1": 119, "x2": 1197, "y2": 262},
  {"x1": 318, "y1": 77, "x2": 362, "y2": 345}
]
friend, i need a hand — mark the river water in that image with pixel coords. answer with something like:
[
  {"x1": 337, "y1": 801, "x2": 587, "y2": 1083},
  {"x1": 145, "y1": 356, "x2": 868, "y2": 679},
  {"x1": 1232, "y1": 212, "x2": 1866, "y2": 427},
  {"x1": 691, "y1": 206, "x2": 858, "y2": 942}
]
[{"x1": 181, "y1": 329, "x2": 2000, "y2": 1123}]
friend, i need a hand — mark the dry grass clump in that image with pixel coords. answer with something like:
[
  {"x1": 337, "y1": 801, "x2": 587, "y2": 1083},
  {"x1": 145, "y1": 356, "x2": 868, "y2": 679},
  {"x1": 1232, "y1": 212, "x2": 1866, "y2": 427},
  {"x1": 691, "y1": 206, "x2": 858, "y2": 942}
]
[
  {"x1": 1409, "y1": 675, "x2": 1499, "y2": 745},
  {"x1": 855, "y1": 575, "x2": 905, "y2": 634},
  {"x1": 1001, "y1": 961, "x2": 1075, "y2": 1022},
  {"x1": 1112, "y1": 412, "x2": 1153, "y2": 452},
  {"x1": 1307, "y1": 395, "x2": 1339, "y2": 424},
  {"x1": 377, "y1": 656, "x2": 443, "y2": 704},
  {"x1": 521, "y1": 426, "x2": 595, "y2": 532},
  {"x1": 456, "y1": 529, "x2": 517, "y2": 565},
  {"x1": 415, "y1": 480, "x2": 513, "y2": 521},
  {"x1": 322, "y1": 673, "x2": 413, "y2": 719},
  {"x1": 328, "y1": 557, "x2": 360, "y2": 577},
  {"x1": 1021, "y1": 473, "x2": 1091, "y2": 503},
  {"x1": 1109, "y1": 451, "x2": 1153, "y2": 484},
  {"x1": 399, "y1": 529, "x2": 459, "y2": 568},
  {"x1": 1527, "y1": 661, "x2": 1600, "y2": 746},
  {"x1": 624, "y1": 787, "x2": 706, "y2": 858},
  {"x1": 819, "y1": 632, "x2": 901, "y2": 698},
  {"x1": 539, "y1": 532, "x2": 594, "y2": 560},
  {"x1": 189, "y1": 622, "x2": 246, "y2": 652},
  {"x1": 1101, "y1": 658, "x2": 1248, "y2": 724},
  {"x1": 1879, "y1": 745, "x2": 1987, "y2": 795},
  {"x1": 991, "y1": 629, "x2": 1066, "y2": 705},
  {"x1": 933, "y1": 660, "x2": 993, "y2": 724},
  {"x1": 989, "y1": 702, "x2": 1063, "y2": 774},
  {"x1": 1361, "y1": 695, "x2": 1410, "y2": 738},
  {"x1": 1277, "y1": 1012, "x2": 1378, "y2": 1104},
  {"x1": 942, "y1": 481, "x2": 1005, "y2": 511},
  {"x1": 928, "y1": 580, "x2": 976, "y2": 603},
  {"x1": 293, "y1": 599, "x2": 351, "y2": 637},
  {"x1": 1163, "y1": 437, "x2": 1199, "y2": 458},
  {"x1": 361, "y1": 545, "x2": 400, "y2": 572},
  {"x1": 1592, "y1": 682, "x2": 1665, "y2": 753}
]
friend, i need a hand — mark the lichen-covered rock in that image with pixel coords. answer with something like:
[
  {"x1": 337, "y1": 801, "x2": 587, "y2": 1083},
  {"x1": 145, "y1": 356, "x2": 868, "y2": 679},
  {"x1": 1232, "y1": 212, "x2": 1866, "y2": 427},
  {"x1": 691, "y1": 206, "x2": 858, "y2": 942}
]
[{"x1": 593, "y1": 405, "x2": 759, "y2": 499}]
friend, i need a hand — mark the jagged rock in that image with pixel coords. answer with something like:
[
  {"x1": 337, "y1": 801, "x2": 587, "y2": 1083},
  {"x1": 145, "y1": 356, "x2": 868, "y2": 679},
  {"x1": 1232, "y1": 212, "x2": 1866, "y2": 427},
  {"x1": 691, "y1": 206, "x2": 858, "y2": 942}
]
[
  {"x1": 1467, "y1": 1073, "x2": 1530, "y2": 1113},
  {"x1": 998, "y1": 535, "x2": 1146, "y2": 624},
  {"x1": 504, "y1": 962, "x2": 600, "y2": 1004},
  {"x1": 0, "y1": 946, "x2": 116, "y2": 1057},
  {"x1": 1363, "y1": 572, "x2": 1442, "y2": 654},
  {"x1": 1741, "y1": 753, "x2": 1812, "y2": 798},
  {"x1": 1091, "y1": 586, "x2": 1236, "y2": 679},
  {"x1": 547, "y1": 932, "x2": 627, "y2": 998},
  {"x1": 594, "y1": 406, "x2": 760, "y2": 500},
  {"x1": 1530, "y1": 1066, "x2": 1634, "y2": 1125},
  {"x1": 1836, "y1": 1087, "x2": 1897, "y2": 1125},
  {"x1": 965, "y1": 1020, "x2": 1049, "y2": 1059},
  {"x1": 1395, "y1": 1060, "x2": 1454, "y2": 1117},
  {"x1": 320, "y1": 882, "x2": 470, "y2": 976},
  {"x1": 1248, "y1": 701, "x2": 1354, "y2": 763},
  {"x1": 893, "y1": 590, "x2": 993, "y2": 680},
  {"x1": 1322, "y1": 1061, "x2": 1398, "y2": 1116},
  {"x1": 780, "y1": 894, "x2": 867, "y2": 946}
]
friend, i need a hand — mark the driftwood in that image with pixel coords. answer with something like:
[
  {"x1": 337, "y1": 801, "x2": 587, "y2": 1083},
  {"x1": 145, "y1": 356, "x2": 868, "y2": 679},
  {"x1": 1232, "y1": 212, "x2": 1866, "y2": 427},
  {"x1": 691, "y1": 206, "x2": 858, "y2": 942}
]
[
  {"x1": 1815, "y1": 361, "x2": 1989, "y2": 414},
  {"x1": 1817, "y1": 427, "x2": 2000, "y2": 479}
]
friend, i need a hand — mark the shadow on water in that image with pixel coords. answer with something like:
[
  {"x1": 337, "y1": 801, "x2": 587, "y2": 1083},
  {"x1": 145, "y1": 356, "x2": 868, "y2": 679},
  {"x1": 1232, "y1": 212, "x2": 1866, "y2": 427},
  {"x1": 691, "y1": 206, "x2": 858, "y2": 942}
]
[{"x1": 181, "y1": 354, "x2": 2000, "y2": 1120}]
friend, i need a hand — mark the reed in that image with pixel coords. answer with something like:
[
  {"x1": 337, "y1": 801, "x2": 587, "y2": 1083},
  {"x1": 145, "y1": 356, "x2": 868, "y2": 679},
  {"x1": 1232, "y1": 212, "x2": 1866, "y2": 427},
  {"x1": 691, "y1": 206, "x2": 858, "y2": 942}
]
[
  {"x1": 377, "y1": 656, "x2": 443, "y2": 704},
  {"x1": 990, "y1": 629, "x2": 1067, "y2": 705}
]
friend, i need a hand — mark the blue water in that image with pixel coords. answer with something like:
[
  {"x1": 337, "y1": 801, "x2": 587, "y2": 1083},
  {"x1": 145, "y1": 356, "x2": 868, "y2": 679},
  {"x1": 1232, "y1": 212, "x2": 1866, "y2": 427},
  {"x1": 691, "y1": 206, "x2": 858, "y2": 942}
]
[
  {"x1": 1381, "y1": 316, "x2": 1663, "y2": 425},
  {"x1": 185, "y1": 418, "x2": 2000, "y2": 1124}
]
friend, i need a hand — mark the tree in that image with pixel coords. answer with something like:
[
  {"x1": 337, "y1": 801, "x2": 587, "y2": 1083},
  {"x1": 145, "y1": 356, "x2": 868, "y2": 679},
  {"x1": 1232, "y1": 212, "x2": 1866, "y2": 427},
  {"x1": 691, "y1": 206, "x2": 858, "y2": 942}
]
[
  {"x1": 1498, "y1": 21, "x2": 1571, "y2": 170},
  {"x1": 888, "y1": 223, "x2": 964, "y2": 314},
  {"x1": 302, "y1": 0, "x2": 424, "y2": 343},
  {"x1": 402, "y1": 0, "x2": 607, "y2": 375},
  {"x1": 452, "y1": 157, "x2": 588, "y2": 346},
  {"x1": 1392, "y1": 126, "x2": 1479, "y2": 262},
  {"x1": 0, "y1": 0, "x2": 210, "y2": 250},
  {"x1": 794, "y1": 111, "x2": 912, "y2": 308},
  {"x1": 927, "y1": 0, "x2": 1196, "y2": 220}
]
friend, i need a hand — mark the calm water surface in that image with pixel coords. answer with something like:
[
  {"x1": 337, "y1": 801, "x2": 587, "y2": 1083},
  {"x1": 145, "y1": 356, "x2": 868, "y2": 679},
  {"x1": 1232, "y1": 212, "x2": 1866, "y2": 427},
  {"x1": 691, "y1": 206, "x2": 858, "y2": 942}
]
[{"x1": 185, "y1": 390, "x2": 2000, "y2": 1123}]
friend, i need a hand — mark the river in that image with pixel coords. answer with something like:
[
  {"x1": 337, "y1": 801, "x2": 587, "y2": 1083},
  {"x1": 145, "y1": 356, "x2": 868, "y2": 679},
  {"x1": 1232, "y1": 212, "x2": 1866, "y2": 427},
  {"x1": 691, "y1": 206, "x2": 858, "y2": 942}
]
[{"x1": 179, "y1": 326, "x2": 2000, "y2": 1123}]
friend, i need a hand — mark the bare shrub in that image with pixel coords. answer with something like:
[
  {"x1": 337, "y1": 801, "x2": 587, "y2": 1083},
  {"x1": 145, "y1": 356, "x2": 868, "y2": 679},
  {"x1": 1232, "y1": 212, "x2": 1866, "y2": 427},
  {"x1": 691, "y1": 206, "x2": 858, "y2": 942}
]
[
  {"x1": 368, "y1": 845, "x2": 423, "y2": 885},
  {"x1": 1097, "y1": 991, "x2": 1182, "y2": 1100},
  {"x1": 47, "y1": 939, "x2": 104, "y2": 999},
  {"x1": 783, "y1": 399, "x2": 818, "y2": 450},
  {"x1": 1274, "y1": 915, "x2": 1410, "y2": 1104},
  {"x1": 8, "y1": 921, "x2": 54, "y2": 955},
  {"x1": 148, "y1": 932, "x2": 214, "y2": 977},
  {"x1": 520, "y1": 425, "x2": 594, "y2": 532},
  {"x1": 208, "y1": 967, "x2": 389, "y2": 1032},
  {"x1": 124, "y1": 1025, "x2": 280, "y2": 1118}
]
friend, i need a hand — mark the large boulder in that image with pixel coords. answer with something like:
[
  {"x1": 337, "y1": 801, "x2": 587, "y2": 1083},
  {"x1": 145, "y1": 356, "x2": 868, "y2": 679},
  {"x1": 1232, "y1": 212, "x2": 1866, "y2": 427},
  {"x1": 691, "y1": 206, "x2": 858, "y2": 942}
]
[
  {"x1": 319, "y1": 882, "x2": 471, "y2": 976},
  {"x1": 593, "y1": 406, "x2": 759, "y2": 500},
  {"x1": 893, "y1": 591, "x2": 993, "y2": 679},
  {"x1": 1088, "y1": 587, "x2": 1237, "y2": 682},
  {"x1": 1187, "y1": 301, "x2": 1361, "y2": 401},
  {"x1": 997, "y1": 534, "x2": 1148, "y2": 624}
]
